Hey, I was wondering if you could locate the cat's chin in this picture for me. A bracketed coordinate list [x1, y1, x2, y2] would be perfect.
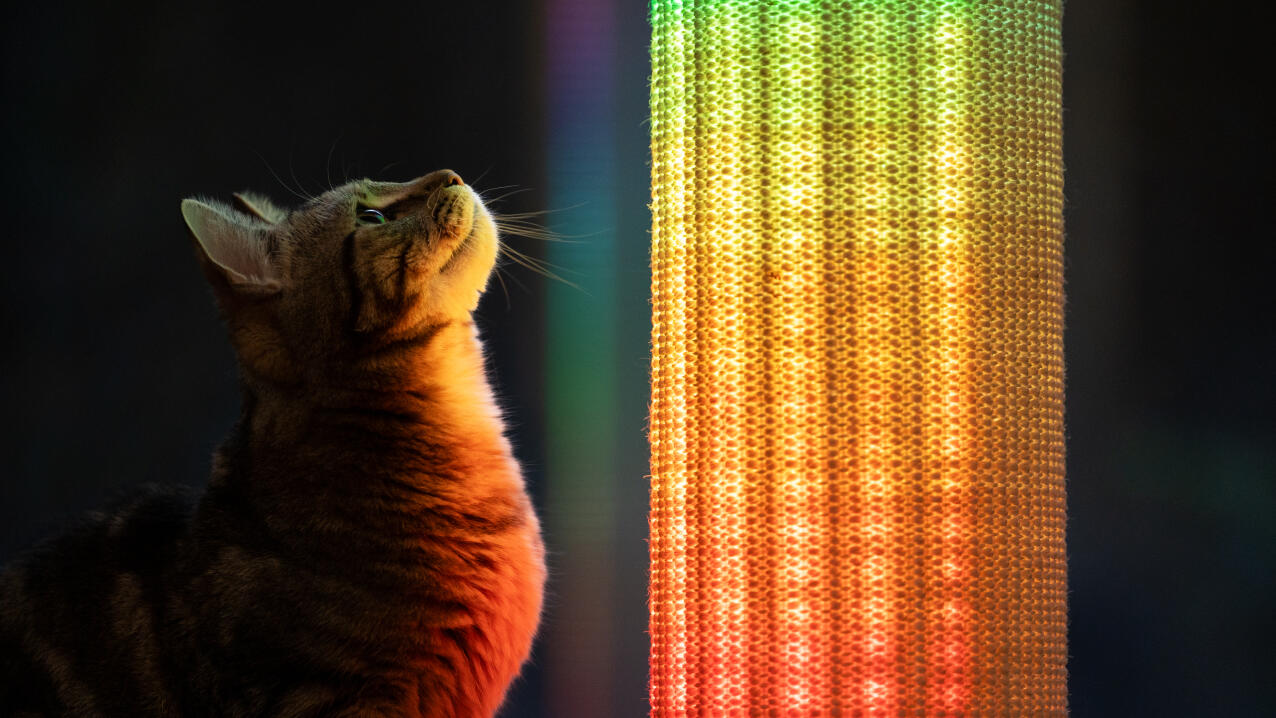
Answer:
[436, 187, 495, 269]
[438, 230, 477, 275]
[429, 224, 497, 317]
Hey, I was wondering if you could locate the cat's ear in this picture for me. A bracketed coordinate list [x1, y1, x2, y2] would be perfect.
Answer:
[181, 198, 281, 294]
[232, 191, 288, 224]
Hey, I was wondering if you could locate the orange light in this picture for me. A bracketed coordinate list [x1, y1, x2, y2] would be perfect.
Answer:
[649, 1, 1066, 714]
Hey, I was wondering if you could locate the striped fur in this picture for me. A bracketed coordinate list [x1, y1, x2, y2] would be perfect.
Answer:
[0, 170, 545, 717]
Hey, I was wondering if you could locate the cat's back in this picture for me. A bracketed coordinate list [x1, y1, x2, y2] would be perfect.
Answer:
[0, 486, 193, 716]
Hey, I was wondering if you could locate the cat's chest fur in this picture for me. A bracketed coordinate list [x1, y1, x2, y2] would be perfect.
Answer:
[180, 382, 541, 714]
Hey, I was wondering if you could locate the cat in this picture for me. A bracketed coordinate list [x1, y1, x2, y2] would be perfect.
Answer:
[0, 169, 546, 717]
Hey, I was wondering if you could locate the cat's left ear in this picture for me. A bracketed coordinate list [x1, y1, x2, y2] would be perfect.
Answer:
[181, 198, 282, 294]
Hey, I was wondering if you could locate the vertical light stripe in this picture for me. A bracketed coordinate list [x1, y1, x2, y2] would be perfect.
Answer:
[847, 8, 901, 712]
[924, 7, 974, 714]
[695, 1, 751, 708]
[769, 6, 827, 710]
[544, 0, 618, 714]
[648, 1, 687, 710]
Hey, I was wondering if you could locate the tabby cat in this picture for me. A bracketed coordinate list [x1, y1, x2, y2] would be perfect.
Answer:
[0, 169, 546, 717]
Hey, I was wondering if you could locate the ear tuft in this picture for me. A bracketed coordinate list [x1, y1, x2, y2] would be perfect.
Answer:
[181, 198, 281, 293]
[232, 191, 288, 224]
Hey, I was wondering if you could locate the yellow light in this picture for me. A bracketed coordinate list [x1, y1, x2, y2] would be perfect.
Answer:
[650, 1, 1066, 714]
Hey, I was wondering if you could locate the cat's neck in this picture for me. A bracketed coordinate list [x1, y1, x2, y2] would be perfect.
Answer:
[257, 320, 504, 443]
[215, 320, 518, 513]
[194, 320, 526, 584]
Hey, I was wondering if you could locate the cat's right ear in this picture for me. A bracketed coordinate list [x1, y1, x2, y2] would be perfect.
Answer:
[232, 191, 288, 224]
[181, 198, 282, 294]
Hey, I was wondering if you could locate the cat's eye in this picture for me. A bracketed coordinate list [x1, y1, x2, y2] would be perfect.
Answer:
[357, 207, 387, 225]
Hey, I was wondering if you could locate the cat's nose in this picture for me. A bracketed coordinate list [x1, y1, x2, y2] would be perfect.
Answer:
[415, 169, 465, 196]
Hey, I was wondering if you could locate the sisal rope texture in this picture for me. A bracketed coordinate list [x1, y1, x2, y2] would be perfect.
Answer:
[648, 1, 1066, 715]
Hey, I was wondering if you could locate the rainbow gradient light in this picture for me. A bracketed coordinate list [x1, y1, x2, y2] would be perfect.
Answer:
[649, 1, 1066, 714]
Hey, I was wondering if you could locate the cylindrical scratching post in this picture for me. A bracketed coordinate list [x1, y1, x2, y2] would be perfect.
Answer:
[649, 1, 1066, 713]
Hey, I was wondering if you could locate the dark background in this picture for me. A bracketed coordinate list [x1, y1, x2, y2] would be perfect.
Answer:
[2, 1, 1272, 716]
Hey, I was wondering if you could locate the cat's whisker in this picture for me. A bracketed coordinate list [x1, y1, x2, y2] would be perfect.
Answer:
[493, 259, 534, 297]
[492, 210, 595, 245]
[425, 191, 443, 219]
[325, 132, 345, 193]
[490, 205, 588, 220]
[252, 149, 311, 202]
[499, 243, 561, 272]
[470, 166, 495, 189]
[287, 150, 314, 200]
[497, 244, 584, 292]
[479, 187, 534, 206]
[475, 184, 520, 198]
[492, 265, 513, 309]
[494, 222, 581, 244]
[378, 159, 405, 177]
[490, 209, 551, 220]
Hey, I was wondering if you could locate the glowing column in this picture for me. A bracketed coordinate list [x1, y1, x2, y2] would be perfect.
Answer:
[649, 1, 1066, 715]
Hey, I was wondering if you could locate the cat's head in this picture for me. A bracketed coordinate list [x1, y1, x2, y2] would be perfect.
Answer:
[182, 169, 498, 382]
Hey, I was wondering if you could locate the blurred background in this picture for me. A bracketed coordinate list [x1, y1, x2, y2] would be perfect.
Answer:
[1, 1, 1270, 716]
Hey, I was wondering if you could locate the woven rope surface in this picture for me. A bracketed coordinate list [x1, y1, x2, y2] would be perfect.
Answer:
[649, 1, 1065, 715]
